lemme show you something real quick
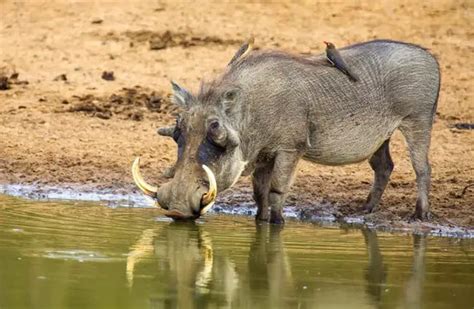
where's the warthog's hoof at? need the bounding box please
[362,203,377,214]
[255,213,269,222]
[412,200,431,221]
[363,193,378,214]
[255,207,269,222]
[411,211,432,222]
[269,211,285,225]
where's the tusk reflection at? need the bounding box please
[126,228,157,288]
[195,231,214,293]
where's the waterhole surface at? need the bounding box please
[0,195,472,308]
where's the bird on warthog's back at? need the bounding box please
[324,41,359,82]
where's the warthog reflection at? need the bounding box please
[126,224,428,308]
[362,228,387,304]
[403,234,426,309]
[362,229,427,309]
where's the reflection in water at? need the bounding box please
[362,229,430,309]
[403,234,426,309]
[248,224,293,307]
[127,222,295,308]
[362,228,387,306]
[1,196,473,308]
[151,222,239,308]
[127,223,433,309]
[126,228,158,287]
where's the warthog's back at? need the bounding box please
[305,40,439,165]
[229,40,440,165]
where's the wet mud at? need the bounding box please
[1,184,472,238]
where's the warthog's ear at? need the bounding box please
[170,81,194,109]
[228,37,254,66]
[221,88,240,111]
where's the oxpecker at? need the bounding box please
[324,41,359,82]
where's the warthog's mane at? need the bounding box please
[196,50,328,105]
[195,40,437,107]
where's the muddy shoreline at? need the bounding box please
[2,183,472,239]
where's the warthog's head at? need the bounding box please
[133,68,250,220]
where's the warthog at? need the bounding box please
[132,39,440,223]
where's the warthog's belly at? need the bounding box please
[303,119,400,166]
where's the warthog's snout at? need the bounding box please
[132,158,217,220]
[163,209,195,220]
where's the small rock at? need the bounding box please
[91,18,103,24]
[0,76,10,90]
[149,31,173,50]
[53,74,67,81]
[150,40,167,50]
[130,112,143,121]
[146,93,162,111]
[101,71,115,81]
[96,111,112,120]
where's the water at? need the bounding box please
[0,195,472,308]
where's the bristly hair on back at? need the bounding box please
[341,39,429,51]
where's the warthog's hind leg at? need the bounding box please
[399,118,433,220]
[364,139,394,213]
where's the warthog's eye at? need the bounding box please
[207,120,227,149]
[223,90,237,101]
[222,89,239,115]
[209,120,220,131]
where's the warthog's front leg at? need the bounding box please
[268,151,301,224]
[252,161,274,221]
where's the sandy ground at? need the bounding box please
[0,1,473,228]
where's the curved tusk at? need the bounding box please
[132,157,158,198]
[200,165,217,215]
